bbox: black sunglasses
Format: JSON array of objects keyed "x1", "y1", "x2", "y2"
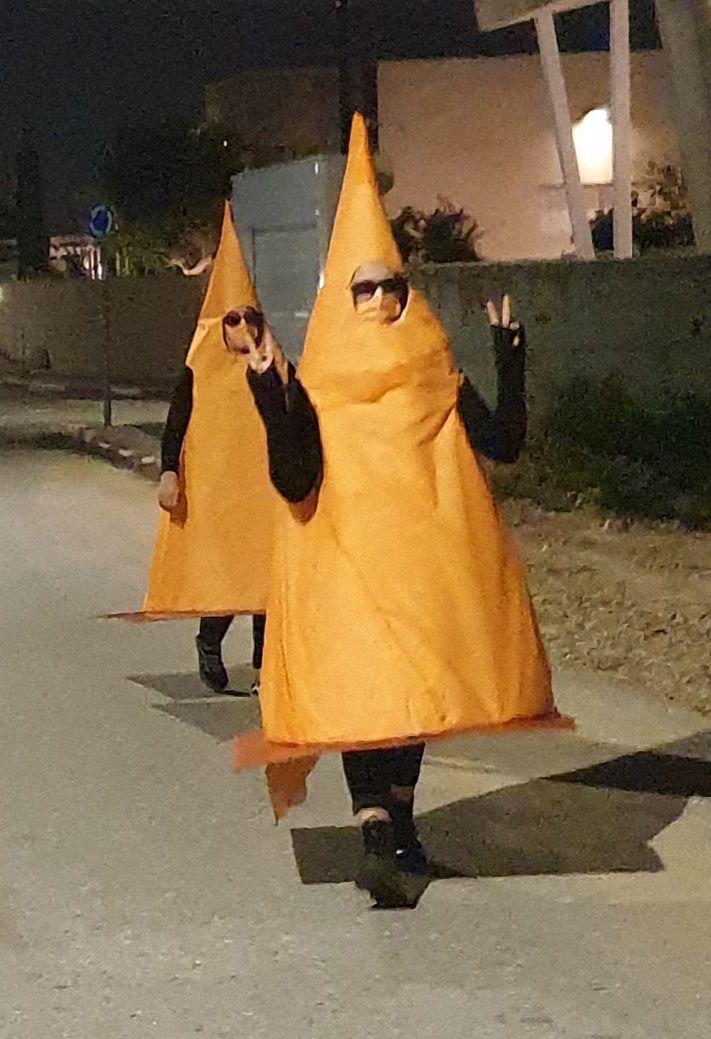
[
  {"x1": 350, "y1": 276, "x2": 409, "y2": 309},
  {"x1": 223, "y1": 307, "x2": 263, "y2": 329}
]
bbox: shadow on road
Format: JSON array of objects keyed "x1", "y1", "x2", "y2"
[
  {"x1": 127, "y1": 668, "x2": 259, "y2": 742},
  {"x1": 123, "y1": 671, "x2": 711, "y2": 904},
  {"x1": 290, "y1": 732, "x2": 711, "y2": 898}
]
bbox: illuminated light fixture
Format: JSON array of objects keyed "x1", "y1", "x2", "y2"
[
  {"x1": 573, "y1": 107, "x2": 613, "y2": 185},
  {"x1": 473, "y1": 0, "x2": 634, "y2": 258}
]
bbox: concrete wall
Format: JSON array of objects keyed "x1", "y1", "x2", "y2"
[
  {"x1": 416, "y1": 255, "x2": 711, "y2": 426},
  {"x1": 1, "y1": 257, "x2": 710, "y2": 420},
  {"x1": 0, "y1": 277, "x2": 204, "y2": 387},
  {"x1": 379, "y1": 52, "x2": 680, "y2": 260}
]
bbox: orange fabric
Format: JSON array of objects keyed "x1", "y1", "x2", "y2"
[
  {"x1": 265, "y1": 758, "x2": 320, "y2": 822},
  {"x1": 238, "y1": 714, "x2": 574, "y2": 820},
  {"x1": 126, "y1": 203, "x2": 276, "y2": 619},
  {"x1": 234, "y1": 116, "x2": 564, "y2": 815},
  {"x1": 235, "y1": 715, "x2": 574, "y2": 773}
]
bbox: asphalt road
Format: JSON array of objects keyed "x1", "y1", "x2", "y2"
[{"x1": 2, "y1": 450, "x2": 711, "y2": 1039}]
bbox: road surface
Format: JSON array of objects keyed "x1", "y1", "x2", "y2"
[{"x1": 2, "y1": 450, "x2": 711, "y2": 1039}]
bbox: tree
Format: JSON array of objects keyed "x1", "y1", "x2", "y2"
[
  {"x1": 100, "y1": 122, "x2": 245, "y2": 274},
  {"x1": 15, "y1": 128, "x2": 49, "y2": 278}
]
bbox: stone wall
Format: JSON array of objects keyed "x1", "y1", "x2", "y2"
[
  {"x1": 0, "y1": 276, "x2": 204, "y2": 388},
  {"x1": 1, "y1": 258, "x2": 710, "y2": 420},
  {"x1": 416, "y1": 255, "x2": 711, "y2": 426}
]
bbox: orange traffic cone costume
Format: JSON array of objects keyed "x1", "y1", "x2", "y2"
[
  {"x1": 235, "y1": 117, "x2": 569, "y2": 817},
  {"x1": 117, "y1": 203, "x2": 277, "y2": 620}
]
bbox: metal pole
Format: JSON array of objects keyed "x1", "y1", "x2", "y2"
[
  {"x1": 335, "y1": 0, "x2": 352, "y2": 153},
  {"x1": 100, "y1": 248, "x2": 113, "y2": 428},
  {"x1": 611, "y1": 0, "x2": 633, "y2": 258},
  {"x1": 535, "y1": 11, "x2": 595, "y2": 260},
  {"x1": 335, "y1": 0, "x2": 378, "y2": 153}
]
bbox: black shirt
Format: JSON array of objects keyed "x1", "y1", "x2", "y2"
[
  {"x1": 161, "y1": 366, "x2": 194, "y2": 474},
  {"x1": 247, "y1": 325, "x2": 527, "y2": 504},
  {"x1": 161, "y1": 327, "x2": 527, "y2": 487}
]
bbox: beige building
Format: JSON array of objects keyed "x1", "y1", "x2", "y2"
[
  {"x1": 379, "y1": 51, "x2": 679, "y2": 260},
  {"x1": 207, "y1": 50, "x2": 680, "y2": 260}
]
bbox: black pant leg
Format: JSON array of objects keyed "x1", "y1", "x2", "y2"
[
  {"x1": 342, "y1": 744, "x2": 426, "y2": 816},
  {"x1": 198, "y1": 615, "x2": 234, "y2": 650},
  {"x1": 389, "y1": 743, "x2": 425, "y2": 790},
  {"x1": 342, "y1": 749, "x2": 393, "y2": 816},
  {"x1": 252, "y1": 614, "x2": 266, "y2": 670}
]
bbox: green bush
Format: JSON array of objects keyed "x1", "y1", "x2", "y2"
[
  {"x1": 590, "y1": 162, "x2": 695, "y2": 256},
  {"x1": 390, "y1": 201, "x2": 480, "y2": 265},
  {"x1": 493, "y1": 377, "x2": 711, "y2": 529}
]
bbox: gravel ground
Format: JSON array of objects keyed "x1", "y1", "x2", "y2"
[{"x1": 506, "y1": 501, "x2": 711, "y2": 717}]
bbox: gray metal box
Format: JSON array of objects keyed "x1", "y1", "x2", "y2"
[{"x1": 232, "y1": 155, "x2": 346, "y2": 361}]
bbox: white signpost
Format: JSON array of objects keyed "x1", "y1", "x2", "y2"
[{"x1": 474, "y1": 0, "x2": 633, "y2": 260}]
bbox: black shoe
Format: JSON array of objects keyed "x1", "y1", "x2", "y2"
[
  {"x1": 355, "y1": 819, "x2": 416, "y2": 909},
  {"x1": 396, "y1": 839, "x2": 428, "y2": 877},
  {"x1": 196, "y1": 638, "x2": 229, "y2": 692},
  {"x1": 391, "y1": 807, "x2": 429, "y2": 877}
]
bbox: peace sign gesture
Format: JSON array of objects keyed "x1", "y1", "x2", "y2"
[
  {"x1": 485, "y1": 294, "x2": 522, "y2": 349},
  {"x1": 244, "y1": 323, "x2": 289, "y2": 385}
]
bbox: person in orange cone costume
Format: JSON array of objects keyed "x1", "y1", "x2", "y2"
[
  {"x1": 115, "y1": 204, "x2": 281, "y2": 692},
  {"x1": 237, "y1": 115, "x2": 570, "y2": 907}
]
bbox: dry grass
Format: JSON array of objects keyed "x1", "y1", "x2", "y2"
[{"x1": 506, "y1": 501, "x2": 711, "y2": 716}]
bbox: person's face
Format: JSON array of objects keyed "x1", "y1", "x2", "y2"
[
  {"x1": 222, "y1": 307, "x2": 265, "y2": 357},
  {"x1": 350, "y1": 261, "x2": 409, "y2": 325}
]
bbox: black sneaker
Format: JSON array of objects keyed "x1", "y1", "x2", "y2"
[
  {"x1": 391, "y1": 807, "x2": 429, "y2": 877},
  {"x1": 196, "y1": 637, "x2": 229, "y2": 692},
  {"x1": 355, "y1": 819, "x2": 416, "y2": 909},
  {"x1": 396, "y1": 839, "x2": 428, "y2": 877}
]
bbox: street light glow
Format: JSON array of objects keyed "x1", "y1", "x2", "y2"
[{"x1": 573, "y1": 107, "x2": 613, "y2": 185}]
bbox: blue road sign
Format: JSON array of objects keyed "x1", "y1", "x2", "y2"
[{"x1": 89, "y1": 205, "x2": 114, "y2": 239}]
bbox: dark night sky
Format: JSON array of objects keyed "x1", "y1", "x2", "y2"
[{"x1": 0, "y1": 0, "x2": 658, "y2": 231}]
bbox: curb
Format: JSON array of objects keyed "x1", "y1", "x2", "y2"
[
  {"x1": 74, "y1": 426, "x2": 162, "y2": 482},
  {"x1": 0, "y1": 375, "x2": 173, "y2": 402}
]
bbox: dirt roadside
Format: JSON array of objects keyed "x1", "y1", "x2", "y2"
[{"x1": 506, "y1": 501, "x2": 711, "y2": 717}]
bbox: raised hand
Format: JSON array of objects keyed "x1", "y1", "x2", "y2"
[
  {"x1": 485, "y1": 294, "x2": 522, "y2": 348},
  {"x1": 245, "y1": 324, "x2": 288, "y2": 384},
  {"x1": 243, "y1": 323, "x2": 273, "y2": 375}
]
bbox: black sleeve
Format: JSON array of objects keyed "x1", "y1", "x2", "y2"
[
  {"x1": 161, "y1": 366, "x2": 194, "y2": 474},
  {"x1": 457, "y1": 326, "x2": 527, "y2": 464},
  {"x1": 247, "y1": 362, "x2": 323, "y2": 504}
]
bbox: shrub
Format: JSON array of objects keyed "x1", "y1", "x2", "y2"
[
  {"x1": 493, "y1": 377, "x2": 711, "y2": 529},
  {"x1": 390, "y1": 200, "x2": 481, "y2": 265},
  {"x1": 590, "y1": 161, "x2": 695, "y2": 255}
]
